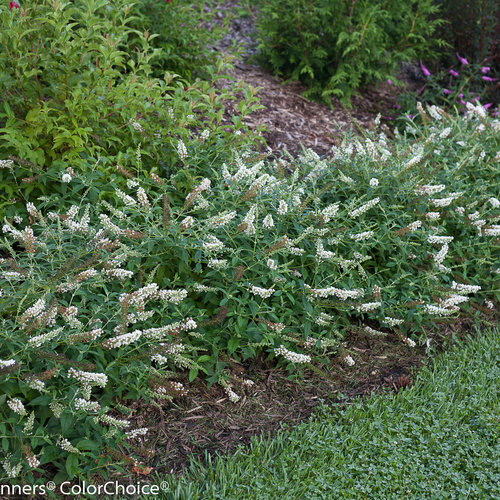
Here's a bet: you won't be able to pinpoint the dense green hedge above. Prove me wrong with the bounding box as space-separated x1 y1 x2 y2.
253 0 446 100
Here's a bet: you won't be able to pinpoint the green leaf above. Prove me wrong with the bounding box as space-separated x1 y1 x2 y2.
188 368 199 382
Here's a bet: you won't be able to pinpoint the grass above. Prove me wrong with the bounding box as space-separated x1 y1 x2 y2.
156 329 500 499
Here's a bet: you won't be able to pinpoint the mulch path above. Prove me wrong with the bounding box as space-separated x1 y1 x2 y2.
118 314 497 479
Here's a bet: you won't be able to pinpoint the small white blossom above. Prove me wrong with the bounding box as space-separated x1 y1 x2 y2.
451 281 481 294
350 231 374 242
384 316 404 327
428 235 454 244
103 330 142 349
208 211 237 228
224 386 240 403
415 184 446 195
74 399 101 412
207 258 228 270
344 355 355 366
349 197 380 218
0 159 14 169
126 427 149 439
277 200 288 215
131 120 144 132
424 212 441 220
306 285 364 301
137 187 150 210
7 398 27 416
180 216 194 230
29 327 64 348
439 128 452 139
250 286 274 299
57 437 81 454
97 414 130 428
369 178 379 187
402 337 416 347
0 359 16 368
25 451 39 469
263 214 274 228
484 225 500 236
319 203 340 222
355 302 381 312
177 140 188 161
406 220 422 231
267 259 278 270
62 173 72 183
424 304 457 316
202 235 225 253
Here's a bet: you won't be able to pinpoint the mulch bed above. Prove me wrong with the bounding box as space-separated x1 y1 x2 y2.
117 313 496 479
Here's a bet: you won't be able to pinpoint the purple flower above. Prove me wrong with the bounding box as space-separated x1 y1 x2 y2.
482 76 498 82
481 66 490 73
393 103 401 109
387 79 393 85
460 99 467 106
456 53 468 65
420 61 431 77
443 89 452 95
449 69 459 77
470 97 480 102
483 103 493 109
408 114 414 119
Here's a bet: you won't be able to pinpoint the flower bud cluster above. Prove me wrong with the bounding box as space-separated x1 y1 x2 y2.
349 197 380 218
274 345 311 364
103 330 142 349
250 285 275 298
306 285 364 300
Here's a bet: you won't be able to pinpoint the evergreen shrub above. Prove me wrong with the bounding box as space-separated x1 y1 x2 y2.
254 0 446 101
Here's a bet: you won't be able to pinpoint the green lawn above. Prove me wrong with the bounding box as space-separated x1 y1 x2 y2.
157 329 500 499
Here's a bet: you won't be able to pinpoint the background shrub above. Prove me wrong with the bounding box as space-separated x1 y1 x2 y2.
435 0 500 67
0 0 264 219
129 0 225 81
253 0 446 101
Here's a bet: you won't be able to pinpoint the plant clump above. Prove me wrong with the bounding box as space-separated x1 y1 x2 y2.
1 102 499 481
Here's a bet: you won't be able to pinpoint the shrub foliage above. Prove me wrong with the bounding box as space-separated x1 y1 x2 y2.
1 103 499 482
0 0 264 219
253 0 446 100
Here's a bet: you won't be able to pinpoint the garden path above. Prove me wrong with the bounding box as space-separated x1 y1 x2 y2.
210 0 412 157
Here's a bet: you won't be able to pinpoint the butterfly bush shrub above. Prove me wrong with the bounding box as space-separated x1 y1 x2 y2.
0 103 499 482
0 0 264 219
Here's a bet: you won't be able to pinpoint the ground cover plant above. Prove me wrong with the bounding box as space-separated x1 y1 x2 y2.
158 327 500 499
0 101 499 484
252 0 446 101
